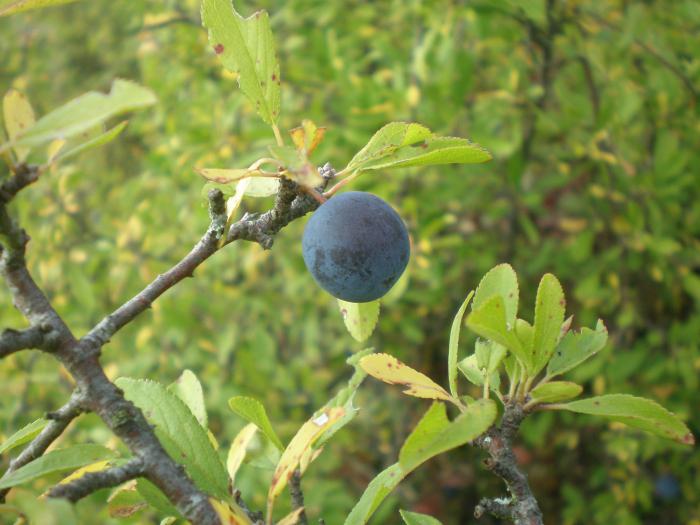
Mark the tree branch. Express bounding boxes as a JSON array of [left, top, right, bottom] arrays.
[[0, 164, 40, 204], [47, 458, 145, 502], [474, 403, 543, 525], [226, 177, 320, 247], [0, 168, 327, 522], [81, 189, 227, 350], [1, 185, 222, 523], [0, 391, 86, 502], [0, 324, 55, 358]]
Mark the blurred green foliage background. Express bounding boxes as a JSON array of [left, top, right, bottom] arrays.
[[1, 0, 699, 523]]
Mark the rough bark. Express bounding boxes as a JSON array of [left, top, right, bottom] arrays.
[[1, 164, 322, 523]]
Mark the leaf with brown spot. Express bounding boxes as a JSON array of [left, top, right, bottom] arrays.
[[359, 353, 452, 402], [2, 88, 35, 161], [531, 273, 566, 375], [558, 394, 694, 445], [202, 0, 280, 125], [289, 119, 326, 155]]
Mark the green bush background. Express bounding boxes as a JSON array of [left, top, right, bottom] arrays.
[[1, 0, 698, 523]]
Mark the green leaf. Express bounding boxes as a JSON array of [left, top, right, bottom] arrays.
[[10, 491, 77, 525], [2, 80, 154, 152], [136, 478, 179, 516], [400, 510, 443, 525], [502, 351, 519, 386], [466, 295, 528, 369], [343, 462, 405, 525], [447, 290, 473, 398], [514, 319, 534, 359], [399, 400, 496, 472], [0, 418, 47, 455], [337, 299, 380, 342], [228, 396, 284, 451], [457, 354, 500, 392], [0, 0, 79, 17], [268, 145, 322, 188], [345, 400, 496, 525], [345, 122, 491, 173], [116, 378, 229, 500], [472, 263, 519, 326], [546, 320, 608, 378], [531, 274, 565, 375], [201, 0, 280, 125], [559, 394, 694, 445], [475, 339, 507, 375], [0, 444, 117, 489], [529, 381, 582, 404], [168, 369, 208, 428], [52, 121, 128, 163]]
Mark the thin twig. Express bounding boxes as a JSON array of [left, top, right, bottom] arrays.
[[47, 458, 145, 502], [81, 189, 227, 350], [289, 469, 309, 525], [0, 391, 86, 502]]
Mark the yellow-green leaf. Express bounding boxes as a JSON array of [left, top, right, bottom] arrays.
[[0, 0, 79, 17], [343, 463, 405, 525], [399, 400, 497, 472], [400, 510, 443, 525], [457, 353, 500, 392], [55, 460, 121, 488], [51, 121, 128, 164], [345, 400, 496, 525], [277, 507, 305, 525], [5, 80, 155, 150], [267, 407, 345, 520], [210, 498, 253, 525], [196, 168, 263, 184], [337, 299, 380, 342], [2, 88, 35, 161], [290, 120, 326, 154], [345, 123, 491, 173], [0, 445, 117, 489], [168, 369, 208, 428], [226, 423, 258, 483], [360, 353, 452, 401], [0, 418, 47, 455]]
